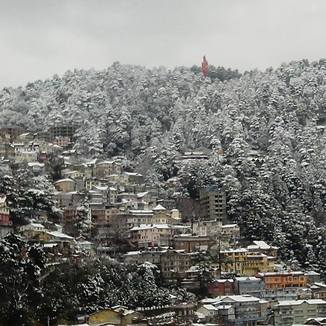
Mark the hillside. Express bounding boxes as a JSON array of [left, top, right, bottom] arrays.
[[1, 59, 326, 274]]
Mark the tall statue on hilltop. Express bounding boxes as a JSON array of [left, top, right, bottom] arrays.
[[201, 55, 208, 77]]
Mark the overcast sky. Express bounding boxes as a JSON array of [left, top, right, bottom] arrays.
[[1, 0, 326, 88]]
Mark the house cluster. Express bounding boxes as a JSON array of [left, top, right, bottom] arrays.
[[1, 127, 326, 325]]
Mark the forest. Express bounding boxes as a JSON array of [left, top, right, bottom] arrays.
[[1, 59, 326, 293]]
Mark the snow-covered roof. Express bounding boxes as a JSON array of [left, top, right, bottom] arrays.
[[153, 204, 166, 211], [257, 271, 304, 276], [54, 178, 75, 184], [130, 224, 170, 231], [252, 240, 278, 249], [221, 224, 238, 228], [128, 210, 153, 215], [96, 160, 114, 165], [124, 251, 142, 256], [94, 185, 108, 191], [221, 248, 248, 253], [30, 223, 45, 229], [201, 304, 219, 311], [27, 162, 45, 167], [220, 295, 260, 303], [43, 243, 58, 248], [201, 298, 219, 304], [136, 192, 148, 198], [124, 172, 143, 176], [46, 231, 73, 240], [276, 299, 326, 306], [235, 277, 261, 281]]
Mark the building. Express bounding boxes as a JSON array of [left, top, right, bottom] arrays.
[[305, 271, 321, 285], [196, 304, 221, 323], [201, 295, 269, 326], [14, 148, 38, 163], [54, 178, 76, 192], [257, 271, 308, 289], [234, 277, 264, 297], [262, 286, 312, 302], [0, 195, 12, 227], [123, 249, 164, 266], [221, 249, 275, 276], [246, 240, 278, 258], [94, 160, 122, 178], [123, 172, 144, 184], [53, 136, 71, 148], [173, 235, 216, 253], [199, 185, 227, 223], [160, 249, 192, 280], [273, 299, 326, 326], [129, 224, 172, 248], [43, 124, 79, 142], [192, 220, 222, 237], [208, 279, 235, 296], [311, 283, 326, 300]]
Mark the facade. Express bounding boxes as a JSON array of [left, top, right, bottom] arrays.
[[311, 283, 326, 300], [199, 185, 227, 222], [247, 240, 278, 258], [123, 249, 163, 266], [173, 235, 216, 253], [192, 220, 222, 237], [234, 277, 264, 297], [14, 149, 38, 163], [208, 279, 235, 296], [0, 195, 11, 226], [160, 249, 192, 280], [94, 160, 122, 178], [202, 295, 269, 326], [53, 136, 71, 147], [262, 287, 312, 302], [257, 271, 308, 289], [54, 178, 76, 192], [273, 299, 326, 326], [129, 224, 172, 248], [221, 249, 275, 276]]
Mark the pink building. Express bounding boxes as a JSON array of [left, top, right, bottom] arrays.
[[0, 195, 12, 226]]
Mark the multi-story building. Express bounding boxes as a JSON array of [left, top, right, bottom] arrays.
[[234, 277, 264, 297], [53, 136, 71, 148], [247, 240, 278, 258], [0, 195, 13, 238], [192, 220, 222, 237], [201, 295, 269, 326], [262, 286, 312, 302], [311, 283, 326, 300], [42, 125, 79, 142], [94, 160, 122, 178], [257, 271, 308, 289], [54, 178, 76, 192], [129, 224, 172, 248], [208, 279, 235, 296], [123, 249, 164, 266], [173, 235, 216, 253], [273, 299, 326, 326], [221, 249, 275, 276], [199, 185, 227, 223], [160, 249, 192, 280]]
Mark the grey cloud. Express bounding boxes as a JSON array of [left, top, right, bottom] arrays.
[[0, 0, 326, 87]]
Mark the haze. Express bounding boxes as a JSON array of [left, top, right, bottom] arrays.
[[0, 0, 325, 88]]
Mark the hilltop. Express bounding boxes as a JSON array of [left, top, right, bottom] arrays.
[[1, 59, 326, 273]]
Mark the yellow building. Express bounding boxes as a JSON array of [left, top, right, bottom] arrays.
[[88, 306, 141, 326], [54, 178, 76, 192], [221, 248, 274, 276]]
